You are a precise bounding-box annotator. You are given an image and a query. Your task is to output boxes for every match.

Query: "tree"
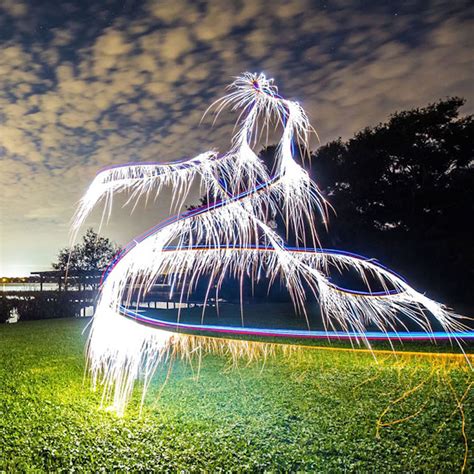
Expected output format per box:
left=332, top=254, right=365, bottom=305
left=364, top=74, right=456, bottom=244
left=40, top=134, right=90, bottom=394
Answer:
left=52, top=228, right=120, bottom=272
left=186, top=97, right=473, bottom=309
left=313, top=97, right=473, bottom=308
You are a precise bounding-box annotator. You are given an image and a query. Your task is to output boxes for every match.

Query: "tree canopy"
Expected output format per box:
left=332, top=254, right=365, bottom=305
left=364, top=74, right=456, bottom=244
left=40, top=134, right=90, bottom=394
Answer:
left=184, top=97, right=474, bottom=309
left=52, top=228, right=119, bottom=272
left=312, top=97, right=473, bottom=308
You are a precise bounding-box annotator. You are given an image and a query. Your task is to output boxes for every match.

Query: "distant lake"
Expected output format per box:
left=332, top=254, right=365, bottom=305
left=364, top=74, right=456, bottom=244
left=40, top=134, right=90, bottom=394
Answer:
left=1, top=282, right=59, bottom=292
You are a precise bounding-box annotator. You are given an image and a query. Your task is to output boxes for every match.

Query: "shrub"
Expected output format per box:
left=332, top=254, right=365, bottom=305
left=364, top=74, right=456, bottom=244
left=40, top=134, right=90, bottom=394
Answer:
left=15, top=294, right=82, bottom=321
left=0, top=296, right=12, bottom=323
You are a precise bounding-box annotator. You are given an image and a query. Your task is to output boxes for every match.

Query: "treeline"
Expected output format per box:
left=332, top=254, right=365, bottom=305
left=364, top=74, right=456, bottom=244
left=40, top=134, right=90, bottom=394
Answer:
left=267, top=97, right=473, bottom=310
left=0, top=294, right=85, bottom=323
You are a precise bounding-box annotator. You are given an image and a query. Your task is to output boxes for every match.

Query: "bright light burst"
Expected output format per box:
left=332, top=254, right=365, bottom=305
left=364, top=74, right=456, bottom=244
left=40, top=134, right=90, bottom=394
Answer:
left=74, top=72, right=471, bottom=414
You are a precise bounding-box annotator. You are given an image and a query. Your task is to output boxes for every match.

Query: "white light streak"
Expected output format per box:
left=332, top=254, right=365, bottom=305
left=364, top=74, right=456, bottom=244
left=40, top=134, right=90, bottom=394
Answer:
left=74, top=72, right=469, bottom=414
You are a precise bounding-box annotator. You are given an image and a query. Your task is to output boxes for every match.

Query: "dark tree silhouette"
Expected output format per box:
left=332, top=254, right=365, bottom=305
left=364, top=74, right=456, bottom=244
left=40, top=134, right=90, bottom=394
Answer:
left=52, top=228, right=120, bottom=272
left=187, top=98, right=473, bottom=309
left=313, top=97, right=473, bottom=308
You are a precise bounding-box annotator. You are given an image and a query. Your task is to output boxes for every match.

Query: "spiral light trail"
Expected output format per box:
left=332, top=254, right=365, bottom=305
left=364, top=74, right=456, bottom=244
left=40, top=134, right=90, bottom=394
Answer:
left=74, top=73, right=471, bottom=414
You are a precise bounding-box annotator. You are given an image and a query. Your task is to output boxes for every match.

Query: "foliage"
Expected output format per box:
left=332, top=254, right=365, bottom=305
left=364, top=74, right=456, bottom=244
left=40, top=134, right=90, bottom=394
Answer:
left=52, top=228, right=119, bottom=272
left=0, top=296, right=12, bottom=323
left=2, top=294, right=86, bottom=324
left=14, top=294, right=82, bottom=321
left=0, top=318, right=472, bottom=472
left=190, top=98, right=473, bottom=309
left=313, top=97, right=473, bottom=307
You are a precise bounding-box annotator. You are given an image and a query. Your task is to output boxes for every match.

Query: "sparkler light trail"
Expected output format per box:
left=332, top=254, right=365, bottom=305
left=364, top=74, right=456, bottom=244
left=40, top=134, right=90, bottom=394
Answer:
left=74, top=72, right=472, bottom=414
left=123, top=306, right=474, bottom=342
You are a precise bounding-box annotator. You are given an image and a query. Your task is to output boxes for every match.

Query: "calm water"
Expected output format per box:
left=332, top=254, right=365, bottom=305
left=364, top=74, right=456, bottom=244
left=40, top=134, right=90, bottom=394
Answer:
left=1, top=283, right=59, bottom=292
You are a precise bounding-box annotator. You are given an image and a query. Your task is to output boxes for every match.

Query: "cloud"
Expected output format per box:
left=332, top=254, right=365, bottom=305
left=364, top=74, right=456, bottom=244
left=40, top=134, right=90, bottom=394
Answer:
left=0, top=0, right=28, bottom=18
left=94, top=29, right=132, bottom=56
left=161, top=27, right=193, bottom=60
left=0, top=125, right=43, bottom=162
left=0, top=0, right=472, bottom=274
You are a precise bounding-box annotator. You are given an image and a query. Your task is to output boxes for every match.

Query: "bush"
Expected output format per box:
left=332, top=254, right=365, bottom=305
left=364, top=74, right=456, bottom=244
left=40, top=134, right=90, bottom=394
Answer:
left=15, top=294, right=82, bottom=321
left=0, top=296, right=12, bottom=323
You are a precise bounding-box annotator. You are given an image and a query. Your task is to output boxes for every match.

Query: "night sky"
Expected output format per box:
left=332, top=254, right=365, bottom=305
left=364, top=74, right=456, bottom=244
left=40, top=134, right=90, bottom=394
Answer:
left=0, top=0, right=472, bottom=276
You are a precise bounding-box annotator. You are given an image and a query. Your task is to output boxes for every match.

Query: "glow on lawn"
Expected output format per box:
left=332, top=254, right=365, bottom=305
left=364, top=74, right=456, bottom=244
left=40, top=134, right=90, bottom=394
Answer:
left=74, top=73, right=471, bottom=414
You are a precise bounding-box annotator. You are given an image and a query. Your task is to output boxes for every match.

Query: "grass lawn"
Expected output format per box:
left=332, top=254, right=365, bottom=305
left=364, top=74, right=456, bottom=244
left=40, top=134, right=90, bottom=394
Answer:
left=0, top=318, right=472, bottom=472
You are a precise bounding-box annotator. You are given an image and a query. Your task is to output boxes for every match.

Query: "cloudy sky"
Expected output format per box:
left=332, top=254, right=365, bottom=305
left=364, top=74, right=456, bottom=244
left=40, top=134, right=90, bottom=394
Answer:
left=0, top=0, right=472, bottom=276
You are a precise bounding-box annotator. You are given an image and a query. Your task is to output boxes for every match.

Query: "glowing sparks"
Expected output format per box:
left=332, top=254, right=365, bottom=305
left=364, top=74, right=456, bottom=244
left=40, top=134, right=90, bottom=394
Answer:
left=74, top=72, right=471, bottom=414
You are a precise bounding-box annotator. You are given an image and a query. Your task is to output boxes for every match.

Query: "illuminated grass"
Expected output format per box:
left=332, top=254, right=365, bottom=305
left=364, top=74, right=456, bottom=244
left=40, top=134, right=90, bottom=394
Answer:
left=0, top=318, right=472, bottom=472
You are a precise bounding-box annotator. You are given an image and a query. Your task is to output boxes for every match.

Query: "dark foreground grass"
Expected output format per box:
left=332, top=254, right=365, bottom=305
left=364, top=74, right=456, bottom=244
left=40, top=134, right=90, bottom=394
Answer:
left=0, top=318, right=472, bottom=472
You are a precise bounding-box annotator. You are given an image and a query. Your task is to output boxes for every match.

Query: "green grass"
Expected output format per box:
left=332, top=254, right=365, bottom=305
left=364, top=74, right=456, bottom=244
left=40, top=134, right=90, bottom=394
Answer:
left=0, top=318, right=472, bottom=472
